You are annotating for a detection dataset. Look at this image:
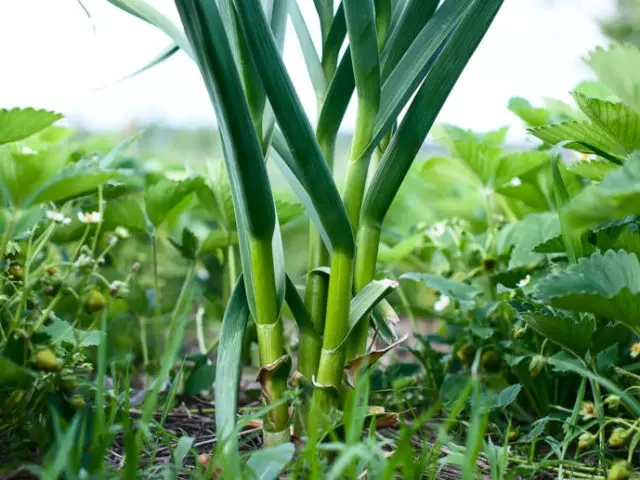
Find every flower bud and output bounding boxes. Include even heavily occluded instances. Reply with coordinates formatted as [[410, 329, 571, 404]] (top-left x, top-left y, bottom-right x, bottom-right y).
[[513, 327, 526, 340], [578, 432, 595, 450], [608, 427, 630, 448], [604, 394, 622, 410], [456, 343, 474, 364], [4, 241, 20, 260], [528, 355, 545, 378]]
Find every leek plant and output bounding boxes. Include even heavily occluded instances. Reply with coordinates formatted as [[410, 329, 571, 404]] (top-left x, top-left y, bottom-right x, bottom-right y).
[[109, 0, 503, 448]]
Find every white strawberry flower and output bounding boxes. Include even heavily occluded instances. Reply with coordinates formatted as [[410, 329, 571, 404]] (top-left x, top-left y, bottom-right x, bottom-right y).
[[517, 274, 531, 288], [46, 210, 71, 225], [78, 211, 102, 224], [428, 222, 446, 238], [434, 294, 450, 312]]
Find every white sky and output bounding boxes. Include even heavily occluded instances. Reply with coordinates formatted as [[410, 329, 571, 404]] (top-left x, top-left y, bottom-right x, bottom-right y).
[[0, 0, 616, 139]]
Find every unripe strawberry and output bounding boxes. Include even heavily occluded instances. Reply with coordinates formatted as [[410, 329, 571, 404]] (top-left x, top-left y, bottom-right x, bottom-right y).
[[481, 349, 501, 372], [608, 460, 630, 480], [85, 289, 106, 312], [60, 375, 78, 390], [34, 349, 60, 371], [8, 263, 24, 281], [68, 394, 86, 409]]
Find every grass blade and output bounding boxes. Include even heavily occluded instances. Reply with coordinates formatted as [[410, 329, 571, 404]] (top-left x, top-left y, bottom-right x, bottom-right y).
[[215, 276, 250, 472]]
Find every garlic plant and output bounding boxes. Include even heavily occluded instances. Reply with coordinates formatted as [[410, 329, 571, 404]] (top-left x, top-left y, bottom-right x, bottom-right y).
[[109, 0, 503, 447]]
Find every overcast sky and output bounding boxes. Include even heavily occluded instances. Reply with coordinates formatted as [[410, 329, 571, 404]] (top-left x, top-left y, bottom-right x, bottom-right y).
[[0, 0, 616, 139]]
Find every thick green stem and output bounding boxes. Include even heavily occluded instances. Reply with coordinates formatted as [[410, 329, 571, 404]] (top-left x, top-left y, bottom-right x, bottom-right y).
[[299, 134, 335, 378], [250, 237, 288, 445], [299, 231, 328, 381], [297, 135, 335, 435], [343, 154, 373, 233], [311, 248, 354, 421], [346, 223, 381, 360]]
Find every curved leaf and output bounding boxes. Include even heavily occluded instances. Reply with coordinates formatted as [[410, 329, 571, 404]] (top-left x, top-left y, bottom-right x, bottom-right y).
[[574, 92, 640, 154], [586, 44, 640, 114], [362, 0, 504, 226], [246, 443, 295, 480], [144, 177, 202, 228], [0, 147, 68, 207], [381, 0, 438, 80], [232, 0, 354, 255], [0, 108, 62, 145], [528, 121, 626, 163], [108, 0, 193, 58], [343, 0, 381, 159], [358, 0, 475, 161], [103, 195, 148, 232], [567, 157, 617, 181], [176, 0, 283, 316], [508, 97, 550, 127], [400, 272, 480, 310], [289, 1, 325, 95], [215, 276, 250, 450], [284, 275, 319, 340], [27, 160, 125, 207], [535, 250, 640, 327], [515, 304, 594, 357], [497, 213, 561, 269], [566, 152, 640, 232]]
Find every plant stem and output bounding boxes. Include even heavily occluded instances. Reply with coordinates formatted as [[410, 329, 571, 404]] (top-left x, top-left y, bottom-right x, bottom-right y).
[[299, 230, 328, 381], [139, 315, 149, 368], [250, 237, 289, 445], [346, 223, 381, 360], [151, 231, 160, 319], [149, 230, 161, 367], [0, 212, 16, 290], [311, 248, 354, 421], [166, 263, 195, 343], [297, 134, 335, 431]]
